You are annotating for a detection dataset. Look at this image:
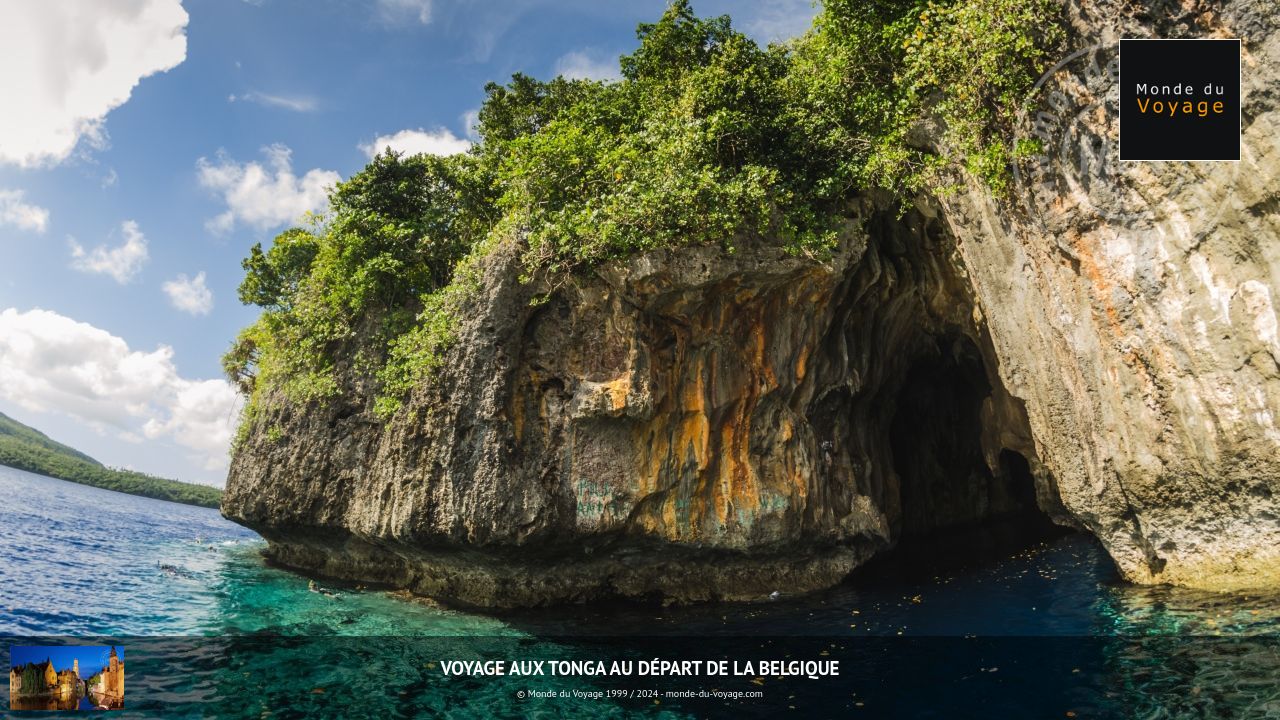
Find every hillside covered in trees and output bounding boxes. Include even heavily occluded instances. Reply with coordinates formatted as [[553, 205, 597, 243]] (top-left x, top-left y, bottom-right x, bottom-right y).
[[0, 412, 222, 508]]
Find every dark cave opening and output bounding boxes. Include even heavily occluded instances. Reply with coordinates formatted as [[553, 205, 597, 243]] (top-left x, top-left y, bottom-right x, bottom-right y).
[[889, 332, 996, 537], [998, 448, 1040, 514], [870, 332, 1066, 580]]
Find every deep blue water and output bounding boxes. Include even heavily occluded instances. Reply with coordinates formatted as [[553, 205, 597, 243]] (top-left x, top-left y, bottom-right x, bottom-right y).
[[4, 464, 1280, 718], [0, 465, 506, 638]]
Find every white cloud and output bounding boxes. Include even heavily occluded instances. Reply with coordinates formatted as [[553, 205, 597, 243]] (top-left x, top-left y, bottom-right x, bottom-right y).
[[360, 128, 471, 159], [0, 308, 240, 472], [461, 108, 481, 141], [0, 1, 188, 168], [554, 50, 621, 82], [197, 144, 339, 233], [141, 378, 240, 471], [228, 91, 318, 113], [101, 168, 119, 189], [376, 0, 432, 26], [740, 1, 817, 43], [69, 220, 149, 283], [163, 272, 214, 316], [0, 190, 50, 233]]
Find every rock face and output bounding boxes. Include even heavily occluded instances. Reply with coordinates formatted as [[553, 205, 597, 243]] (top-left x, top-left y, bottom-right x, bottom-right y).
[[223, 203, 1057, 607], [223, 0, 1280, 605], [936, 0, 1280, 591]]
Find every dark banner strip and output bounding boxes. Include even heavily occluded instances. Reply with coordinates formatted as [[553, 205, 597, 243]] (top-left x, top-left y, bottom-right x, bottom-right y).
[[5, 636, 1280, 718]]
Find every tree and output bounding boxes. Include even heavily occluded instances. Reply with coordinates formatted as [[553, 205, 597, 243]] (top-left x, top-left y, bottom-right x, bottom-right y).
[[237, 228, 320, 310], [620, 0, 734, 85], [224, 0, 1064, 418], [477, 73, 602, 145]]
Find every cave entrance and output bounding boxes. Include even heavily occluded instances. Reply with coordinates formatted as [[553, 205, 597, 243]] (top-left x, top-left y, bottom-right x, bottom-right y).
[[879, 332, 1063, 576]]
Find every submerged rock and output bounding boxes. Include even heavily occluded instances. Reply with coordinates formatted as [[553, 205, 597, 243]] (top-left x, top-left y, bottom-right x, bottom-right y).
[[223, 0, 1280, 605]]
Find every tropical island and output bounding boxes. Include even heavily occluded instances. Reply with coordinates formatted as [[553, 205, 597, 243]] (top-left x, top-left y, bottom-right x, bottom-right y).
[[220, 0, 1279, 607], [0, 411, 221, 508]]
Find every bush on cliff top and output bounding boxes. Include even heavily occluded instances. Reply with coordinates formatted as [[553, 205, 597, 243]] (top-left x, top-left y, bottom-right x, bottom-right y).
[[225, 0, 1062, 427]]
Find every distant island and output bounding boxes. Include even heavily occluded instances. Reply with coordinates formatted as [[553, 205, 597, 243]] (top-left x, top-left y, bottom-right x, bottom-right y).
[[0, 411, 221, 508]]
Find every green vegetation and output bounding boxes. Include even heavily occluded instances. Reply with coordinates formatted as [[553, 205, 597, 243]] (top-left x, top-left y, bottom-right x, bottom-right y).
[[0, 412, 222, 509], [16, 662, 49, 696], [0, 411, 99, 464], [225, 0, 1062, 422]]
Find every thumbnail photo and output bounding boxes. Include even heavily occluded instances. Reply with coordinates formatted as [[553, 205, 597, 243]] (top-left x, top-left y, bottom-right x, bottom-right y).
[[9, 646, 124, 711]]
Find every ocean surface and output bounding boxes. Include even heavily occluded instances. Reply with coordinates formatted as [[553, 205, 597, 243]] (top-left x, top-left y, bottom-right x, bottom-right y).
[[3, 464, 1280, 718]]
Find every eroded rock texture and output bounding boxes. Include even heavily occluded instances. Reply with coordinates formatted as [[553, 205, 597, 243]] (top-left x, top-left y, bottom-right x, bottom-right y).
[[930, 0, 1280, 591], [225, 201, 1059, 606], [223, 0, 1280, 604]]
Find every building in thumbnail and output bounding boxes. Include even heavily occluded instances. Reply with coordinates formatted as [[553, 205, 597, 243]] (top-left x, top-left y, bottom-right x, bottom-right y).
[[8, 658, 58, 695], [56, 659, 80, 694], [94, 646, 124, 702], [10, 651, 101, 701]]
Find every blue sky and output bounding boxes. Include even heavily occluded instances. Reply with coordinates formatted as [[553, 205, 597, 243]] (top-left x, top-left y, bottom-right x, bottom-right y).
[[11, 645, 123, 677], [0, 0, 816, 487]]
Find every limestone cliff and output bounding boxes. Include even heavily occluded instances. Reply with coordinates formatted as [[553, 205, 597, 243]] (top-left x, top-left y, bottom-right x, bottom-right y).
[[225, 201, 1053, 606], [935, 0, 1280, 591], [222, 0, 1280, 605]]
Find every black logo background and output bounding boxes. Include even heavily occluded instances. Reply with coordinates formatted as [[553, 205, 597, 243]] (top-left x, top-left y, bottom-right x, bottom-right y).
[[1119, 38, 1240, 161]]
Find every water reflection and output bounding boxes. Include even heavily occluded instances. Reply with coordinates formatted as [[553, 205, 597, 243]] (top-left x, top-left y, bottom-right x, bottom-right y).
[[1101, 582, 1280, 636], [89, 687, 125, 710], [1095, 584, 1280, 718], [9, 685, 91, 711], [8, 683, 125, 711]]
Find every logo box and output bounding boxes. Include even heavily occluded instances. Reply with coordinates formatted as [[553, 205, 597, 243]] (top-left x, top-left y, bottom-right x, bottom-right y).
[[1119, 38, 1241, 161]]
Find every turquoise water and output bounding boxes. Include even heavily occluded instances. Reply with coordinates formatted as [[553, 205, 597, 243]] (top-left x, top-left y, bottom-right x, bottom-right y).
[[4, 464, 1280, 718]]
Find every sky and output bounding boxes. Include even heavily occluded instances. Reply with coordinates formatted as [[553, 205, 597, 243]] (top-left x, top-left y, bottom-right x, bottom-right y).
[[0, 0, 817, 488], [11, 645, 123, 678]]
